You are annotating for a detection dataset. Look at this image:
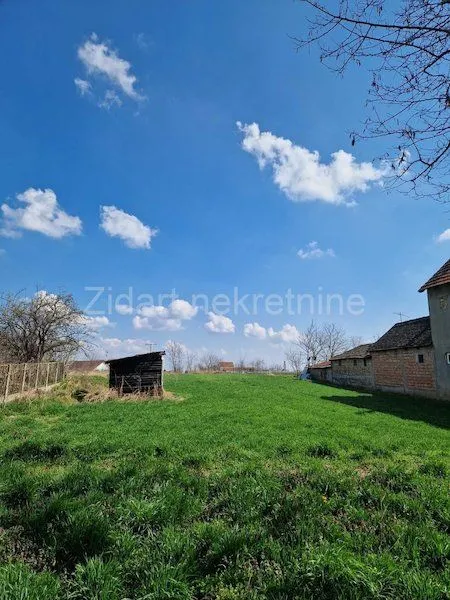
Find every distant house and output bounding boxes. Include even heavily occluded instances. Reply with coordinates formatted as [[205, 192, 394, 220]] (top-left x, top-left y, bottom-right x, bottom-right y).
[[330, 344, 373, 389], [309, 360, 332, 383], [308, 259, 450, 400], [105, 351, 165, 395], [68, 360, 108, 373], [419, 258, 450, 400], [218, 361, 235, 372], [370, 317, 435, 398]]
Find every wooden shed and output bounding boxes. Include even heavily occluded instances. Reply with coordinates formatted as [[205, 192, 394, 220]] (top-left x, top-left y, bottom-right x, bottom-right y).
[[105, 351, 165, 395]]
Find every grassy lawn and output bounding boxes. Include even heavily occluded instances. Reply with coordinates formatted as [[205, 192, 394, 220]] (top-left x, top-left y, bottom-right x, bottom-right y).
[[0, 374, 449, 599]]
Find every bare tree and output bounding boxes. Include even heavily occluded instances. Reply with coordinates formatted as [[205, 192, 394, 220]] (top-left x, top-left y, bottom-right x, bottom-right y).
[[295, 321, 326, 365], [198, 352, 221, 372], [184, 349, 197, 373], [285, 347, 304, 375], [0, 291, 91, 363], [251, 358, 266, 372], [349, 335, 364, 348], [296, 0, 450, 201], [321, 323, 349, 359], [235, 355, 247, 373], [165, 341, 185, 373]]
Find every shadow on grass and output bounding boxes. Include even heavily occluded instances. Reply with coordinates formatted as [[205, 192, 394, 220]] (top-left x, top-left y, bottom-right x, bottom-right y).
[[321, 389, 450, 429]]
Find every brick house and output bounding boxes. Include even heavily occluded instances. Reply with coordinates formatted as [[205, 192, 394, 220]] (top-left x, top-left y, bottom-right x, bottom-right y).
[[308, 259, 450, 399], [330, 344, 373, 389], [218, 361, 235, 372], [309, 360, 332, 383], [370, 317, 436, 398], [419, 259, 450, 400]]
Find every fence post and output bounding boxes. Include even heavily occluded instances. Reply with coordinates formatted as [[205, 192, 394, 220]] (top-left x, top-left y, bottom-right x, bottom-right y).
[[54, 363, 59, 384], [35, 363, 40, 389], [4, 364, 12, 404], [21, 363, 27, 393], [45, 363, 50, 388]]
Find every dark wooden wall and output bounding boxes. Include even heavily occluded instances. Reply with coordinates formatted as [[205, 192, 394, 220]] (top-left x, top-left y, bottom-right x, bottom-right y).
[[108, 353, 164, 394]]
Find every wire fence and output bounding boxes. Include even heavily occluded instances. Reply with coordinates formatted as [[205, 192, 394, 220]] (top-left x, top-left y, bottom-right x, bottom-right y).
[[0, 361, 65, 404]]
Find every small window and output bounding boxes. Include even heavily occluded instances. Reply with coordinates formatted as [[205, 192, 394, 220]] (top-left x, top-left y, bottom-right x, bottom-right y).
[[417, 354, 424, 364], [363, 358, 367, 367], [446, 353, 450, 365], [353, 359, 357, 366]]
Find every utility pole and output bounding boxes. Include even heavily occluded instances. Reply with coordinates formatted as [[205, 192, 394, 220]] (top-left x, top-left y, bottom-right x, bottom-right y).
[[146, 342, 156, 352]]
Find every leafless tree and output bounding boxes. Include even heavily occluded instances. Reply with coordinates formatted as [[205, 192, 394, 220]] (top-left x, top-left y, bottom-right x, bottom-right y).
[[251, 358, 266, 372], [198, 352, 221, 371], [349, 335, 364, 348], [184, 349, 197, 373], [165, 340, 185, 373], [295, 321, 326, 365], [235, 355, 247, 373], [296, 0, 450, 201], [289, 321, 351, 365], [285, 347, 304, 375], [321, 323, 350, 359], [0, 291, 91, 363]]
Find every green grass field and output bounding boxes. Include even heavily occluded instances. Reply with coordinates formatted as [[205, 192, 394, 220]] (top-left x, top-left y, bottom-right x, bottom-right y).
[[0, 374, 449, 599]]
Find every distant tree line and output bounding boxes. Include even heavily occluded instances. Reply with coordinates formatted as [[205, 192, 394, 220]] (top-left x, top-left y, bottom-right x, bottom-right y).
[[166, 321, 361, 375]]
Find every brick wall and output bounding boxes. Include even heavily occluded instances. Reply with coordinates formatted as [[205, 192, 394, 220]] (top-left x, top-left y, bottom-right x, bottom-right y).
[[331, 357, 374, 389], [372, 347, 436, 397], [310, 367, 332, 383]]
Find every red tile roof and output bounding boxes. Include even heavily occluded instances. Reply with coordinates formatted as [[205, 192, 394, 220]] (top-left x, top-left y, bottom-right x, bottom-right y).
[[419, 259, 450, 292], [309, 360, 331, 369]]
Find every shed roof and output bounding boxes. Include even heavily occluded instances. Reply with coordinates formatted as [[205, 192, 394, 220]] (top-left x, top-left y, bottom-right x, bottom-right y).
[[105, 351, 165, 365], [419, 258, 450, 292], [330, 344, 371, 361], [370, 317, 432, 352], [309, 360, 331, 369]]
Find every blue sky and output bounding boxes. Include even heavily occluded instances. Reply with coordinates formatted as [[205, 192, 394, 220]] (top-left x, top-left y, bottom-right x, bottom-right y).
[[0, 0, 448, 363]]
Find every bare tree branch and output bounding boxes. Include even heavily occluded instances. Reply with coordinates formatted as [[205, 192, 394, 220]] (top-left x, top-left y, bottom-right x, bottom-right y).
[[295, 0, 450, 201]]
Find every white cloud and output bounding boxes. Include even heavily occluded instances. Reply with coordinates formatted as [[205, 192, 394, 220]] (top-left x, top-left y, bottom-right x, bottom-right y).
[[237, 122, 387, 205], [297, 241, 335, 260], [244, 322, 267, 340], [244, 322, 300, 343], [98, 89, 122, 110], [74, 78, 91, 96], [98, 336, 156, 358], [100, 205, 158, 250], [1, 188, 82, 239], [267, 324, 300, 343], [116, 303, 134, 315], [77, 34, 144, 103], [436, 228, 450, 243], [134, 33, 152, 52], [82, 315, 114, 330], [170, 299, 198, 320], [133, 299, 197, 331], [205, 312, 235, 334]]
